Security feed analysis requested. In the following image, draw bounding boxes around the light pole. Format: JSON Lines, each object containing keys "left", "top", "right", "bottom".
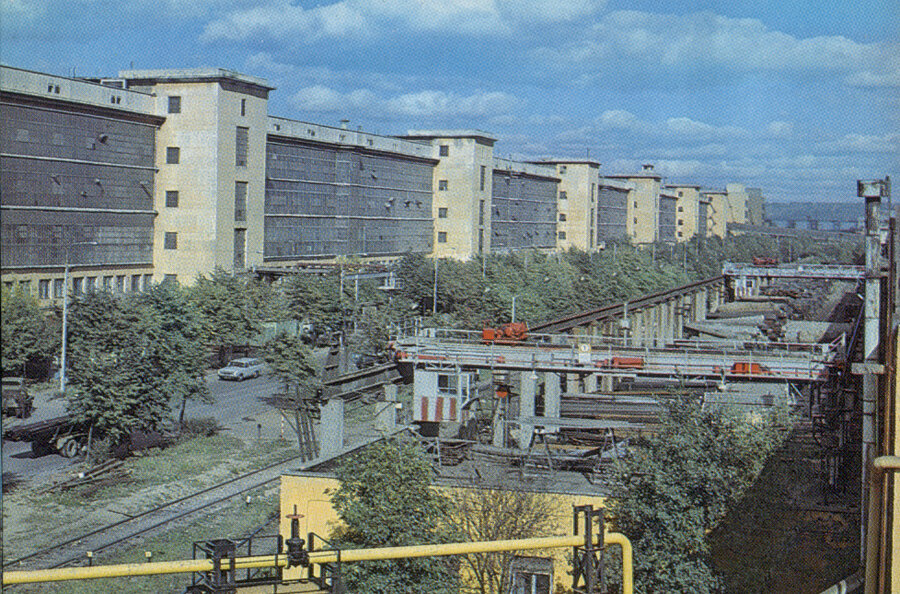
{"left": 432, "top": 258, "right": 438, "bottom": 316}
{"left": 511, "top": 295, "right": 518, "bottom": 323}
{"left": 59, "top": 241, "right": 98, "bottom": 394}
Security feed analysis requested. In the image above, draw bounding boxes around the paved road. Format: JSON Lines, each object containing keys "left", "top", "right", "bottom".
{"left": 1, "top": 370, "right": 289, "bottom": 489}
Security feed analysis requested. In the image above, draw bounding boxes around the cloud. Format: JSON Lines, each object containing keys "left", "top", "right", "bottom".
{"left": 817, "top": 133, "right": 900, "bottom": 154}
{"left": 386, "top": 90, "right": 519, "bottom": 117}
{"left": 534, "top": 10, "right": 890, "bottom": 83}
{"left": 766, "top": 121, "right": 794, "bottom": 138}
{"left": 202, "top": 0, "right": 607, "bottom": 43}
{"left": 290, "top": 85, "right": 519, "bottom": 119}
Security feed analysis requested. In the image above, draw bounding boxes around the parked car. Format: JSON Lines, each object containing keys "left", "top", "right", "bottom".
{"left": 217, "top": 358, "right": 266, "bottom": 381}
{"left": 2, "top": 376, "right": 33, "bottom": 418}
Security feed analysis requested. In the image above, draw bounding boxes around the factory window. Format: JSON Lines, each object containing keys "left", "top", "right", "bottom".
{"left": 479, "top": 200, "right": 485, "bottom": 225}
{"left": 437, "top": 231, "right": 448, "bottom": 243}
{"left": 633, "top": 200, "right": 638, "bottom": 208}
{"left": 558, "top": 231, "right": 567, "bottom": 240}
{"left": 163, "top": 274, "right": 178, "bottom": 285}
{"left": 559, "top": 191, "right": 567, "bottom": 200}
{"left": 633, "top": 217, "right": 638, "bottom": 224}
{"left": 438, "top": 180, "right": 448, "bottom": 191}
{"left": 85, "top": 277, "right": 96, "bottom": 292}
{"left": 165, "top": 190, "right": 179, "bottom": 207}
{"left": 439, "top": 145, "right": 449, "bottom": 156}
{"left": 677, "top": 206, "right": 684, "bottom": 212}
{"left": 166, "top": 147, "right": 180, "bottom": 164}
{"left": 73, "top": 277, "right": 84, "bottom": 295}
{"left": 38, "top": 279, "right": 50, "bottom": 299}
{"left": 677, "top": 219, "right": 684, "bottom": 226}
{"left": 678, "top": 232, "right": 684, "bottom": 238}
{"left": 164, "top": 232, "right": 177, "bottom": 250}
{"left": 143, "top": 274, "right": 153, "bottom": 290}
{"left": 559, "top": 213, "right": 567, "bottom": 222}
{"left": 438, "top": 207, "right": 448, "bottom": 219}
{"left": 53, "top": 278, "right": 64, "bottom": 298}
{"left": 240, "top": 98, "right": 247, "bottom": 117}
{"left": 131, "top": 274, "right": 141, "bottom": 292}
{"left": 103, "top": 276, "right": 113, "bottom": 291}
{"left": 235, "top": 182, "right": 247, "bottom": 222}
{"left": 115, "top": 275, "right": 125, "bottom": 294}
{"left": 559, "top": 165, "right": 567, "bottom": 173}
{"left": 234, "top": 229, "right": 246, "bottom": 270}
{"left": 480, "top": 165, "right": 486, "bottom": 191}
{"left": 236, "top": 127, "right": 249, "bottom": 167}
{"left": 168, "top": 96, "right": 181, "bottom": 114}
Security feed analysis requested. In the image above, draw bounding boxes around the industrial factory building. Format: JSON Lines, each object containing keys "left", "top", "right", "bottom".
{"left": 1, "top": 64, "right": 758, "bottom": 298}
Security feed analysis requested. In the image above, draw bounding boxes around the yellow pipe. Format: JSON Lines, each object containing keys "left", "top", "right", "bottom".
{"left": 864, "top": 455, "right": 900, "bottom": 594}
{"left": 4, "top": 533, "right": 633, "bottom": 594}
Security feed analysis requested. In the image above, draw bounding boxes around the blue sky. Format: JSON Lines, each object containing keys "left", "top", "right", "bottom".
{"left": 3, "top": 0, "right": 898, "bottom": 202}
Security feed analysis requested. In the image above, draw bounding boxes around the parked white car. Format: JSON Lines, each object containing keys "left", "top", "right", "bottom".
{"left": 217, "top": 358, "right": 265, "bottom": 381}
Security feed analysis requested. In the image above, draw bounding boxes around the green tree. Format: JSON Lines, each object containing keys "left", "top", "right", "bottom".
{"left": 1, "top": 284, "right": 59, "bottom": 378}
{"left": 65, "top": 291, "right": 171, "bottom": 445}
{"left": 282, "top": 273, "right": 344, "bottom": 329}
{"left": 606, "top": 396, "right": 794, "bottom": 593}
{"left": 138, "top": 281, "right": 211, "bottom": 426}
{"left": 189, "top": 269, "right": 264, "bottom": 362}
{"left": 263, "top": 331, "right": 318, "bottom": 393}
{"left": 330, "top": 439, "right": 459, "bottom": 593}
{"left": 447, "top": 488, "right": 561, "bottom": 594}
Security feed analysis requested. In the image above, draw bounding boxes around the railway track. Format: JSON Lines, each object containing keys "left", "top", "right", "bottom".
{"left": 3, "top": 452, "right": 308, "bottom": 575}
{"left": 531, "top": 275, "right": 725, "bottom": 333}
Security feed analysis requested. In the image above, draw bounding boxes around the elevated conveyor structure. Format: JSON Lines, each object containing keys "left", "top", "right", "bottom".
{"left": 394, "top": 329, "right": 841, "bottom": 383}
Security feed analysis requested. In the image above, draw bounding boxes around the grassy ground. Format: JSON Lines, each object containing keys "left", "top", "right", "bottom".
{"left": 14, "top": 489, "right": 282, "bottom": 594}
{"left": 3, "top": 434, "right": 298, "bottom": 565}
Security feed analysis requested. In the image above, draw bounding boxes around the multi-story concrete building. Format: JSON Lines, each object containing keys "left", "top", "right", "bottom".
{"left": 666, "top": 184, "right": 702, "bottom": 242}
{"left": 725, "top": 183, "right": 749, "bottom": 227}
{"left": 703, "top": 189, "right": 729, "bottom": 238}
{"left": 116, "top": 68, "right": 273, "bottom": 283}
{"left": 401, "top": 131, "right": 495, "bottom": 260}
{"left": 530, "top": 160, "right": 600, "bottom": 252}
{"left": 490, "top": 158, "right": 558, "bottom": 253}
{"left": 607, "top": 166, "right": 663, "bottom": 244}
{"left": 658, "top": 189, "right": 678, "bottom": 243}
{"left": 746, "top": 187, "right": 765, "bottom": 226}
{"left": 2, "top": 64, "right": 767, "bottom": 299}
{"left": 266, "top": 120, "right": 436, "bottom": 262}
{"left": 596, "top": 178, "right": 632, "bottom": 241}
{"left": 1, "top": 66, "right": 162, "bottom": 298}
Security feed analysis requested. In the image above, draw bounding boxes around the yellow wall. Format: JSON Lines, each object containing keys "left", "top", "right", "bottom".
{"left": 552, "top": 162, "right": 600, "bottom": 252}
{"left": 668, "top": 185, "right": 701, "bottom": 242}
{"left": 705, "top": 191, "right": 728, "bottom": 238}
{"left": 152, "top": 79, "right": 268, "bottom": 283}
{"left": 279, "top": 473, "right": 605, "bottom": 589}
{"left": 424, "top": 136, "right": 494, "bottom": 259}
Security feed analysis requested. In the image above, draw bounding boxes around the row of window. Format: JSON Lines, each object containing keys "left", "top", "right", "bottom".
{"left": 4, "top": 273, "right": 165, "bottom": 300}
{"left": 164, "top": 182, "right": 247, "bottom": 222}
{"left": 164, "top": 127, "right": 250, "bottom": 167}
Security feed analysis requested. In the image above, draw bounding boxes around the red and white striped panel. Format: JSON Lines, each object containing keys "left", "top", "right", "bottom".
{"left": 415, "top": 395, "right": 460, "bottom": 423}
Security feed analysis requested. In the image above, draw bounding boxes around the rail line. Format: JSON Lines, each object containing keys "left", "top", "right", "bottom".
{"left": 531, "top": 275, "right": 725, "bottom": 333}
{"left": 3, "top": 452, "right": 307, "bottom": 574}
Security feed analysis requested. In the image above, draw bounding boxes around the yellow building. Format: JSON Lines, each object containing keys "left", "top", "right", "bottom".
{"left": 607, "top": 166, "right": 662, "bottom": 245}
{"left": 121, "top": 69, "right": 273, "bottom": 283}
{"left": 278, "top": 472, "right": 605, "bottom": 591}
{"left": 703, "top": 189, "right": 729, "bottom": 238}
{"left": 531, "top": 160, "right": 601, "bottom": 252}
{"left": 725, "top": 183, "right": 749, "bottom": 226}
{"left": 666, "top": 184, "right": 702, "bottom": 242}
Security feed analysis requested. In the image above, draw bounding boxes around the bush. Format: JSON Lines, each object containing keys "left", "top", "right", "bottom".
{"left": 179, "top": 417, "right": 223, "bottom": 438}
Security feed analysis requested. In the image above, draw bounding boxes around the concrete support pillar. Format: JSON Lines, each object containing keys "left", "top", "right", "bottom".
{"left": 583, "top": 373, "right": 598, "bottom": 393}
{"left": 600, "top": 373, "right": 615, "bottom": 392}
{"left": 675, "top": 296, "right": 684, "bottom": 339}
{"left": 320, "top": 399, "right": 345, "bottom": 458}
{"left": 544, "top": 372, "right": 561, "bottom": 419}
{"left": 518, "top": 372, "right": 537, "bottom": 448}
{"left": 375, "top": 384, "right": 398, "bottom": 434}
